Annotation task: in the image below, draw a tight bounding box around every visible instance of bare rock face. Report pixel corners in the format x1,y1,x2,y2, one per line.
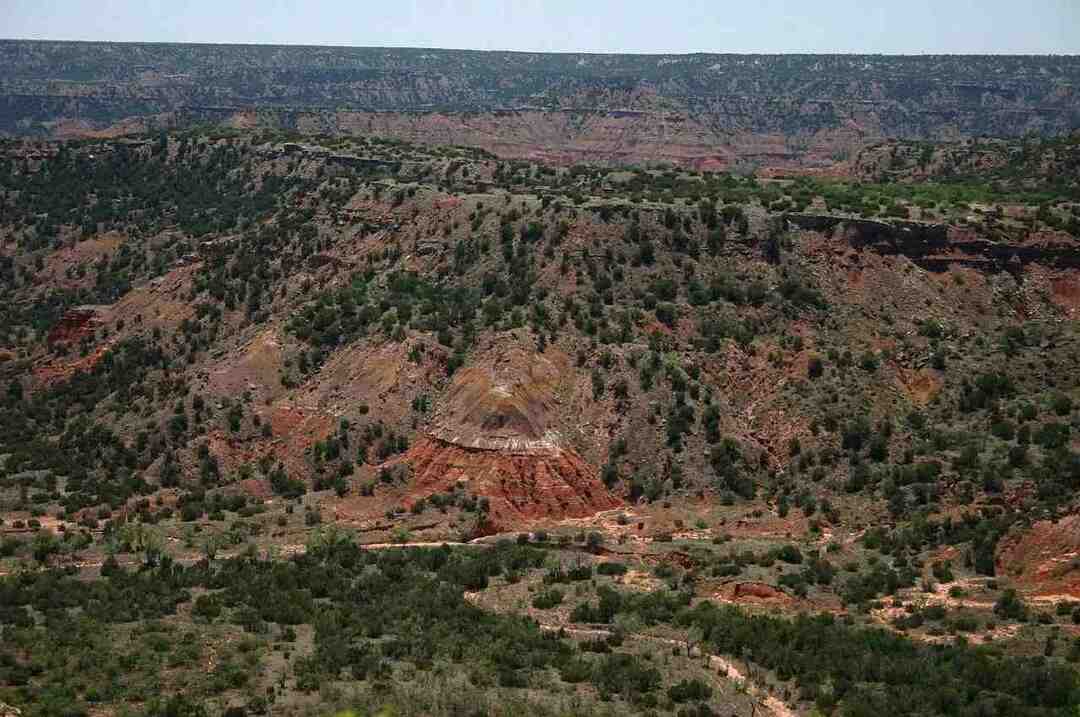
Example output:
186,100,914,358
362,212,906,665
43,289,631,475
428,352,565,454
401,436,621,531
786,214,1080,273
3,42,1079,169
403,345,620,529
46,306,103,347
996,514,1080,599
732,582,794,602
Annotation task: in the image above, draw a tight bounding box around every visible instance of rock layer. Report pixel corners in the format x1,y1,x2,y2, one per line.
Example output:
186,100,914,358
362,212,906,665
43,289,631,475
787,214,1080,272
401,436,621,531
4,42,1080,168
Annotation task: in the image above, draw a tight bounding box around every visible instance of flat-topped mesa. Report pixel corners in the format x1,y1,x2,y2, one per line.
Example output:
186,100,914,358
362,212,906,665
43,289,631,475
786,213,1080,272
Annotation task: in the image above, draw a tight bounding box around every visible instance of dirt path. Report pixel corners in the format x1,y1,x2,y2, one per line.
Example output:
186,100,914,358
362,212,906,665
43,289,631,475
532,620,796,717
359,540,488,549
8,537,798,715
646,636,797,717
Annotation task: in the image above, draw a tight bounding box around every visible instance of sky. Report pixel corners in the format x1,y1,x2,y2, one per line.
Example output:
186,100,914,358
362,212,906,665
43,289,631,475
2,0,1078,54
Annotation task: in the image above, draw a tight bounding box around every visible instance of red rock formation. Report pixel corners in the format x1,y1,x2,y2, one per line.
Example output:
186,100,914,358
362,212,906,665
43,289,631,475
33,342,113,385
714,581,797,605
733,582,791,601
996,514,1080,599
400,435,621,531
30,307,111,385
46,307,102,347
391,341,622,529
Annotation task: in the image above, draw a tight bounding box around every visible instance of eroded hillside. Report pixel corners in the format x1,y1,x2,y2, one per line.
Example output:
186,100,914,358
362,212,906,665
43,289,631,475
3,41,1080,171
1,130,1080,716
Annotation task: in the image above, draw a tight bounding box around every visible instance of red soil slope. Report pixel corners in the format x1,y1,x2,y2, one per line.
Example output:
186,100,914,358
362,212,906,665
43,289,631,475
997,514,1080,599
400,435,620,531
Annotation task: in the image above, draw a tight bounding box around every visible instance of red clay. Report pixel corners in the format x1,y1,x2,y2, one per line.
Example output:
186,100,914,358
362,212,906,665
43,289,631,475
398,435,621,531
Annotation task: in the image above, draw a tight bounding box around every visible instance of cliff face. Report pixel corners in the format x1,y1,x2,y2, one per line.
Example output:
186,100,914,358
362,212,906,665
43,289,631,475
3,41,1079,168
850,136,1080,191
786,214,1080,273
45,306,102,347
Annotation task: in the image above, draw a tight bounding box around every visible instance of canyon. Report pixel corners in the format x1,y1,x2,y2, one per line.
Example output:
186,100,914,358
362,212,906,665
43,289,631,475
3,41,1080,170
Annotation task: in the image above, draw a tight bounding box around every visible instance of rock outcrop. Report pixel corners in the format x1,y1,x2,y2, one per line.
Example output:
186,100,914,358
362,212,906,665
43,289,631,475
401,435,621,532
399,347,621,529
996,514,1080,599
787,213,1080,273
46,306,104,346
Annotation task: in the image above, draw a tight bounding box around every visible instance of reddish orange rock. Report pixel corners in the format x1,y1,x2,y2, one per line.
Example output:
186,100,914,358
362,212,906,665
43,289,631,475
400,435,621,531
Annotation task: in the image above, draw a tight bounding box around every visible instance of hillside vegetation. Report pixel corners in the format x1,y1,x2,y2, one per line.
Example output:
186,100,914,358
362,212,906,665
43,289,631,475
3,42,1080,171
0,129,1078,716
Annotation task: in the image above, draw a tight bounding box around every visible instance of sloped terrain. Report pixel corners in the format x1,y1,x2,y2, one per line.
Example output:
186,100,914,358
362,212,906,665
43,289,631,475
395,343,622,530
0,129,1079,716
998,514,1080,599
400,437,620,532
1,130,1078,534
3,41,1080,171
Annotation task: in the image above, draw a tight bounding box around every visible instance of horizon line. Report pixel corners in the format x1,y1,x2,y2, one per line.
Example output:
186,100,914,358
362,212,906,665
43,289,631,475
1,36,1077,58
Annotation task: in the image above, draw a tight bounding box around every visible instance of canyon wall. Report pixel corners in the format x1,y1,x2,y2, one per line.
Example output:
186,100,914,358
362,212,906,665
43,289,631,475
2,41,1079,168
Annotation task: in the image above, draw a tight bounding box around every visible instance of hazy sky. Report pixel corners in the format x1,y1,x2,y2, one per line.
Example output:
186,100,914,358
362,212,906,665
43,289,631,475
2,0,1078,54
